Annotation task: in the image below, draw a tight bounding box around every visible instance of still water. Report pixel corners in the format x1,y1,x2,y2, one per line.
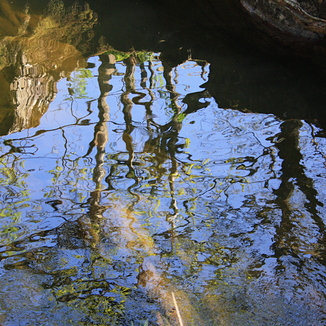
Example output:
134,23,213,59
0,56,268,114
0,52,325,325
0,1,326,324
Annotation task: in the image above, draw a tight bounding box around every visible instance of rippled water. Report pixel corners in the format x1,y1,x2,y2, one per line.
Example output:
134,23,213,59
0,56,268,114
0,53,326,325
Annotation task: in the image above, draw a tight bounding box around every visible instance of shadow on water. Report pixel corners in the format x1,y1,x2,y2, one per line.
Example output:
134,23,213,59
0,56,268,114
0,0,326,325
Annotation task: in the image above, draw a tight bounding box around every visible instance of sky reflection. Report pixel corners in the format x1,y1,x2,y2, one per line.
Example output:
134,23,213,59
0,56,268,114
0,54,325,325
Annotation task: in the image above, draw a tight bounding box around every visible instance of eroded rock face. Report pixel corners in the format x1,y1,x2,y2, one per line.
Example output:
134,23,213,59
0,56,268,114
240,0,326,42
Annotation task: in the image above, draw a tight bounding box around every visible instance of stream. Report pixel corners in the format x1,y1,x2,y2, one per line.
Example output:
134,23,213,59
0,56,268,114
0,1,326,325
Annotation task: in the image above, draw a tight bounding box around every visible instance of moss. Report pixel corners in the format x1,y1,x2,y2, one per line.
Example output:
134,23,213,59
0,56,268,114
102,50,154,63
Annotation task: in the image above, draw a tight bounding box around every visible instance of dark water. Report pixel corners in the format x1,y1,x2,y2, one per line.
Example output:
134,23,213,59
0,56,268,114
0,1,326,325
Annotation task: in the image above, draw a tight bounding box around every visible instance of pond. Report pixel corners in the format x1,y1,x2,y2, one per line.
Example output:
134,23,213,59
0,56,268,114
0,1,326,325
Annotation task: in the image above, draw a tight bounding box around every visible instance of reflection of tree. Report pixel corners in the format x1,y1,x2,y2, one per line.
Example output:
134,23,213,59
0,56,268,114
0,45,325,325
273,119,326,262
121,56,137,179
63,53,216,323
116,54,211,256
83,54,115,248
27,53,126,324
0,155,30,244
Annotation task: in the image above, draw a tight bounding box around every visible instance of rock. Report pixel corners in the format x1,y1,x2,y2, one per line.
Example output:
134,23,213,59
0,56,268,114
239,0,326,43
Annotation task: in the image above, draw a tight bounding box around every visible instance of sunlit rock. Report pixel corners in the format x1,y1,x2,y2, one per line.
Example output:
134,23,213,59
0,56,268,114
0,0,98,135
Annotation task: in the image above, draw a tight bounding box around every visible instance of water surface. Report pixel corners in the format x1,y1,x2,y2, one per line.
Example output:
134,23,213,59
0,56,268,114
0,2,326,325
